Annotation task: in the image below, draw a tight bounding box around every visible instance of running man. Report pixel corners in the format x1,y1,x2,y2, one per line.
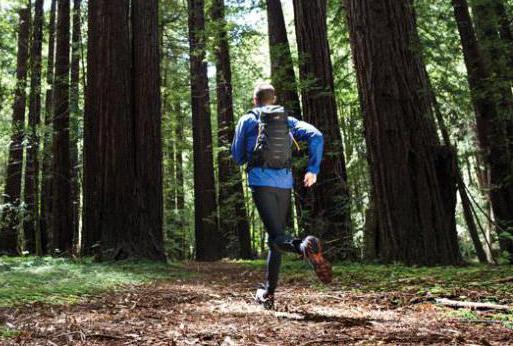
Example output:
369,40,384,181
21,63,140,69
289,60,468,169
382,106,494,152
231,83,332,309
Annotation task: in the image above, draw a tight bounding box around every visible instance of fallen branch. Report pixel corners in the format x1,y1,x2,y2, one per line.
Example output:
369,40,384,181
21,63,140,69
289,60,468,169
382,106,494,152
435,298,512,312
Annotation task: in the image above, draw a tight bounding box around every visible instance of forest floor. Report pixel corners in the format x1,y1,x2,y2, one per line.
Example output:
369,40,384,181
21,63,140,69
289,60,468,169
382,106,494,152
1,258,513,345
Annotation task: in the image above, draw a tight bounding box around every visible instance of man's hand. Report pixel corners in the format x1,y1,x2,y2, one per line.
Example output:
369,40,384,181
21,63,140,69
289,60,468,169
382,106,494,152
304,172,317,188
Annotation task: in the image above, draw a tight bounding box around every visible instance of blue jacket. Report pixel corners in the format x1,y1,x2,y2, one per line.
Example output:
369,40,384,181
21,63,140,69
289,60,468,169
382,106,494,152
231,106,324,189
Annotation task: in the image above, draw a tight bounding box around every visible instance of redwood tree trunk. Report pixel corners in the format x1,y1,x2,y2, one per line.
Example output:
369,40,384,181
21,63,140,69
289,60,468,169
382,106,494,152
0,7,30,256
40,0,57,255
266,0,302,230
175,104,187,259
84,0,166,260
82,0,101,255
266,0,300,115
188,0,221,261
70,0,81,251
211,0,252,259
293,0,352,259
24,0,44,255
51,0,73,254
84,0,132,258
453,0,513,261
131,0,166,260
345,0,461,265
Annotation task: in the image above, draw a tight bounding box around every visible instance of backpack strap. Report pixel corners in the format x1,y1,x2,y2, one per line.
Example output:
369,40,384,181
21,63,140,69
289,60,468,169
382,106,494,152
247,108,260,121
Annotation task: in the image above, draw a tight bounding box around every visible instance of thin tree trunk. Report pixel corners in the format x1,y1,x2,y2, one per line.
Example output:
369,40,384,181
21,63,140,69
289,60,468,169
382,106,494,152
51,0,73,254
266,0,302,231
24,0,45,255
345,0,461,265
175,102,186,259
293,0,353,259
40,0,57,255
0,6,31,256
188,0,220,261
428,76,489,263
70,0,81,252
493,0,513,74
266,0,300,115
81,0,100,256
453,0,513,262
211,0,252,259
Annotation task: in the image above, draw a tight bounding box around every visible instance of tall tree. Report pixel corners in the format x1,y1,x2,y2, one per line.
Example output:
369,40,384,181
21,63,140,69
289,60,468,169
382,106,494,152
70,0,81,248
293,0,352,258
131,0,166,260
211,0,252,259
51,0,73,253
452,0,513,261
84,0,166,260
81,0,100,256
188,0,220,261
40,0,57,255
266,0,300,115
266,0,302,230
175,103,187,258
345,0,461,265
0,6,30,255
24,0,45,255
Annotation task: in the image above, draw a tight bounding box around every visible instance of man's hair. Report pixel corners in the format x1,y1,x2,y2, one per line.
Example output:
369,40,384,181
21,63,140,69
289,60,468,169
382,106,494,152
253,83,276,105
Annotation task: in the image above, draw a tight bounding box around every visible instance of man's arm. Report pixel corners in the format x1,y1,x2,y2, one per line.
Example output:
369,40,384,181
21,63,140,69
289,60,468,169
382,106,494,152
231,115,249,166
289,117,324,186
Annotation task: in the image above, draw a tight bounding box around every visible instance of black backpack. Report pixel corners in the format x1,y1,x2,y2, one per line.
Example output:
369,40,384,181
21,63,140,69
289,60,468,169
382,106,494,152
248,105,292,170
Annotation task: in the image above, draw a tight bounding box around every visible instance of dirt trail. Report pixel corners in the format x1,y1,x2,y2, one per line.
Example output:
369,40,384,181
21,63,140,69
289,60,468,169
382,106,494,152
2,262,512,345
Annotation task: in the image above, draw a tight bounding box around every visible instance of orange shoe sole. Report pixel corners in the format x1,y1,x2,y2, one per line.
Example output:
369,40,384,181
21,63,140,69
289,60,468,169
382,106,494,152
304,240,332,284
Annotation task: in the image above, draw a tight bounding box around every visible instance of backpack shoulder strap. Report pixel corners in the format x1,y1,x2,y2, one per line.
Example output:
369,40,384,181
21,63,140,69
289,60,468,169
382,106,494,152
247,108,261,121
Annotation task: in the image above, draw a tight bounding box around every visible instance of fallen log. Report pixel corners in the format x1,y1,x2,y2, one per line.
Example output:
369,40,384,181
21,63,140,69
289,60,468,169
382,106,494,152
435,298,512,312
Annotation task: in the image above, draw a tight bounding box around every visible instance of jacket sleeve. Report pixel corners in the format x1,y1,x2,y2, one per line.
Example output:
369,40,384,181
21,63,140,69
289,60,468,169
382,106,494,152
289,117,324,174
231,115,248,166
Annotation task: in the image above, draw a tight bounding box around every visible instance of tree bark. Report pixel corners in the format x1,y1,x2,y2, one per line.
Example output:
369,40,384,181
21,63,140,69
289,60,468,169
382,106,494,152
70,0,81,252
0,6,31,256
188,0,221,261
493,0,513,73
40,0,57,255
175,102,187,259
345,0,461,265
266,0,301,115
293,0,353,259
24,0,45,255
51,0,73,254
211,0,252,259
427,76,489,263
131,0,166,260
453,0,513,262
82,0,101,255
84,0,166,261
84,0,132,258
266,0,302,231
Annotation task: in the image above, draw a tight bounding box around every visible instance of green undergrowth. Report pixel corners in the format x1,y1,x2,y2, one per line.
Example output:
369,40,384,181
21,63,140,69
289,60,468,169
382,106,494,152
0,326,20,339
446,309,513,329
0,256,191,307
236,257,513,298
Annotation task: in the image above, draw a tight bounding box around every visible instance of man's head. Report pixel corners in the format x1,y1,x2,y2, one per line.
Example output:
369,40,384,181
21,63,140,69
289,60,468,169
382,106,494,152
253,83,276,106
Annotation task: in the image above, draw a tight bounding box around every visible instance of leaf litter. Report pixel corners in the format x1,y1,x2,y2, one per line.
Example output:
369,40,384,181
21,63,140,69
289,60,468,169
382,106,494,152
1,261,512,345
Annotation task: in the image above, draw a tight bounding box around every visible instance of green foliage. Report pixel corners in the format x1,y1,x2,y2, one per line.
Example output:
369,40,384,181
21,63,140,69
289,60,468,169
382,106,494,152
0,326,20,339
0,256,191,307
237,256,513,298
